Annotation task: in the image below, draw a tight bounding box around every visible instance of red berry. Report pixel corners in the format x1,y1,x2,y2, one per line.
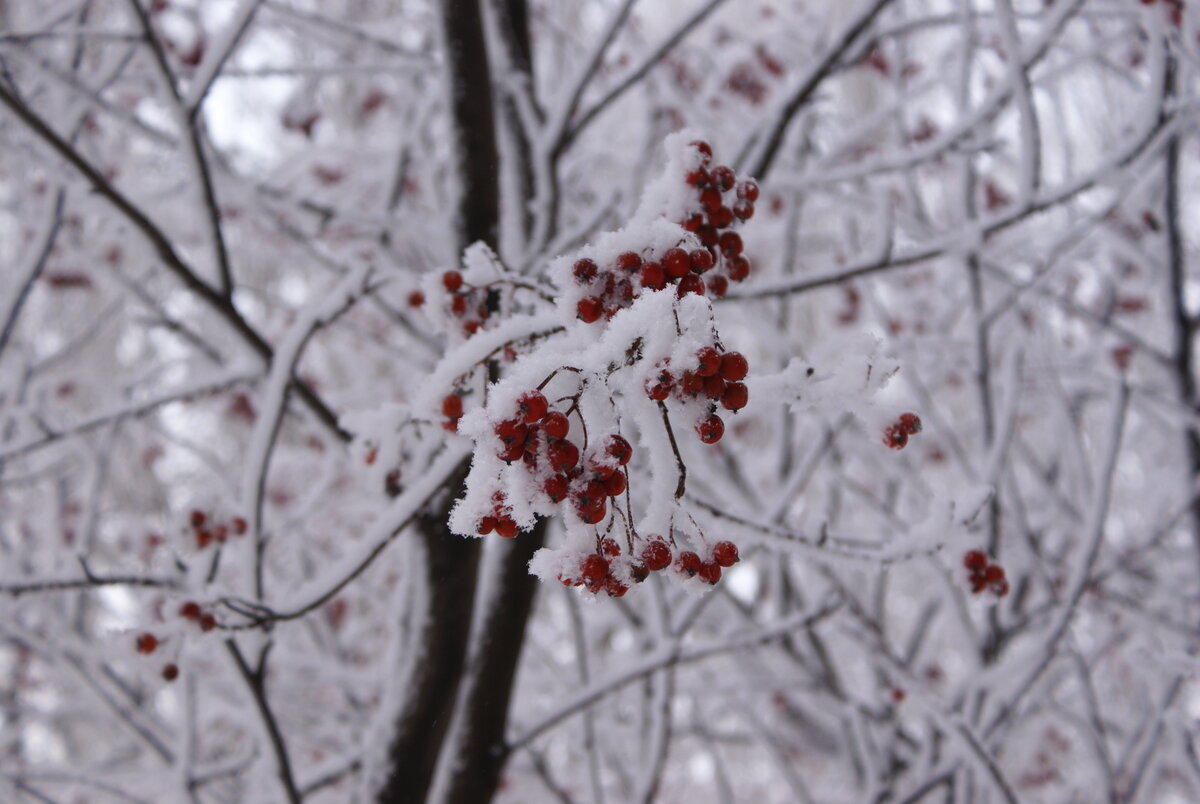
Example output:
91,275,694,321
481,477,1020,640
681,371,705,395
640,261,666,290
677,274,705,297
542,410,570,439
407,290,426,308
727,255,751,281
498,441,525,462
698,561,722,585
572,258,598,283
737,179,759,201
721,382,748,412
494,517,518,539
180,601,202,620
710,206,734,229
719,231,743,258
543,474,570,503
884,426,908,449
690,140,713,162
517,391,549,423
630,562,650,583
898,412,922,435
495,419,527,447
231,516,248,535
697,225,718,248
450,294,468,315
676,550,702,577
663,247,690,279
963,550,988,572
686,168,710,188
190,509,206,528
600,537,621,557
646,378,671,401
689,248,714,273
696,347,721,376
719,352,748,382
712,540,740,567
577,498,607,525
604,576,629,598
549,440,580,472
602,470,627,497
702,373,725,399
577,296,604,323
700,187,722,214
443,270,464,291
195,530,212,549
162,663,179,682
442,394,464,420
581,554,609,591
478,516,498,535
642,540,672,571
606,434,633,465
199,614,217,632
983,564,1005,584
136,633,159,654
711,165,736,191
697,414,725,444
733,199,755,220
616,252,642,272
709,275,729,297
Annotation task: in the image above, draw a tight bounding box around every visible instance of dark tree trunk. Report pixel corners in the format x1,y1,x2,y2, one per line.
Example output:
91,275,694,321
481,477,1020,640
377,2,538,802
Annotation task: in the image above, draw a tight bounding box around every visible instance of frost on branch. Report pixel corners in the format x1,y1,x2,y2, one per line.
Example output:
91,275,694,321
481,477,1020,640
431,134,914,597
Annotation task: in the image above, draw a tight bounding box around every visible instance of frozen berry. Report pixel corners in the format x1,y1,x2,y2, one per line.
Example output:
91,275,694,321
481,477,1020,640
690,248,714,273
606,435,633,465
136,633,159,654
963,550,988,572
677,274,705,296
517,391,549,423
727,256,751,281
898,412,922,434
709,275,729,297
721,382,748,412
543,475,570,503
719,352,748,382
698,561,722,584
581,554,609,591
190,510,206,528
442,394,464,420
641,261,666,290
577,296,604,323
642,540,672,571
162,664,179,682
549,440,580,472
711,165,736,191
542,410,570,440
573,258,598,283
600,537,621,557
696,347,721,377
737,179,759,201
442,270,464,291
494,518,518,539
697,414,725,444
180,601,202,620
719,231,743,257
663,247,690,279
407,290,426,308
712,540,740,567
616,252,642,273
732,199,755,220
676,550,702,577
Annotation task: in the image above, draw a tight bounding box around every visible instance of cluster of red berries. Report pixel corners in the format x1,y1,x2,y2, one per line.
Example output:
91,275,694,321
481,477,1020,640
963,550,1009,597
477,490,520,539
179,599,218,632
559,537,740,597
440,270,493,336
883,412,922,450
573,141,757,323
134,632,180,682
646,347,749,444
483,390,635,530
188,509,248,550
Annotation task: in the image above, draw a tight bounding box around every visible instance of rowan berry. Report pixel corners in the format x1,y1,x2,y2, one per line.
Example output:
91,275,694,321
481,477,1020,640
712,540,740,567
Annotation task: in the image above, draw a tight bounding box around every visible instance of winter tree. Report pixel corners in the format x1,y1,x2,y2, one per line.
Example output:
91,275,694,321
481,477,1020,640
1,0,1198,801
